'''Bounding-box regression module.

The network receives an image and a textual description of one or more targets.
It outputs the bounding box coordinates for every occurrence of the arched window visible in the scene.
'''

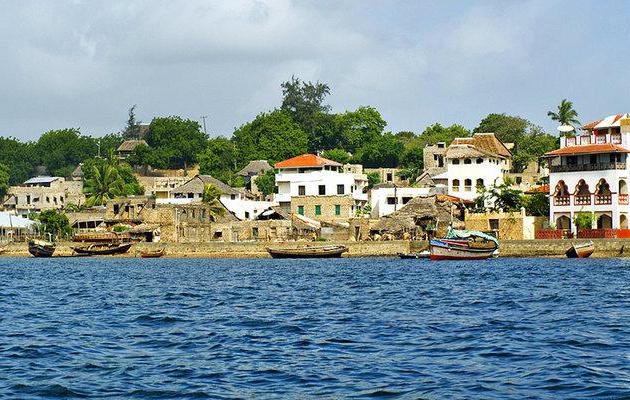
[476,178,484,189]
[464,158,472,164]
[452,179,460,191]
[453,159,460,165]
[595,179,612,205]
[464,179,472,192]
[574,180,591,205]
[476,158,483,164]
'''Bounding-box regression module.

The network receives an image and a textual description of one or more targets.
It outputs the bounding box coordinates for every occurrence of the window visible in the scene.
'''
[46,197,50,203]
[315,205,321,215]
[612,133,622,144]
[516,177,522,184]
[464,158,472,164]
[252,227,259,238]
[188,193,194,198]
[402,197,412,204]
[298,185,306,196]
[337,184,345,195]
[230,194,236,200]
[387,197,396,205]
[590,154,597,164]
[476,178,484,188]
[386,173,393,182]
[318,185,326,195]
[476,158,483,164]
[453,159,460,165]
[335,205,341,216]
[452,179,460,191]
[245,211,250,219]
[114,204,119,213]
[489,219,499,231]
[464,179,472,192]
[297,205,304,215]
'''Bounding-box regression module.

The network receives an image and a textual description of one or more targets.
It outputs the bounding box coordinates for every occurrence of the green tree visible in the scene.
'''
[355,132,404,168]
[123,105,141,139]
[337,106,387,152]
[202,184,226,221]
[232,110,308,164]
[574,212,594,230]
[0,138,38,184]
[399,144,425,182]
[417,123,469,145]
[523,192,550,217]
[0,163,9,197]
[36,128,97,177]
[281,76,331,138]
[321,148,350,164]
[198,137,239,184]
[474,114,528,146]
[475,183,523,212]
[144,116,208,169]
[37,210,72,239]
[367,172,381,189]
[82,154,143,197]
[254,169,276,197]
[83,162,125,207]
[547,99,581,130]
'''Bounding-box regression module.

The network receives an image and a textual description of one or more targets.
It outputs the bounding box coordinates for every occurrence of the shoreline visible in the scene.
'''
[4,238,630,259]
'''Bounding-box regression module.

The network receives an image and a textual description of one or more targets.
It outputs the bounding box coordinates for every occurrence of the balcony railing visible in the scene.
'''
[550,162,626,173]
[595,194,612,205]
[554,196,570,206]
[620,194,629,205]
[575,195,591,205]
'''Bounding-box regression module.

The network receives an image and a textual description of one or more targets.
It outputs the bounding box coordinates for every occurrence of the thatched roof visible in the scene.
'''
[117,139,147,152]
[445,144,497,159]
[372,195,464,233]
[238,160,272,176]
[451,132,511,158]
[171,175,239,196]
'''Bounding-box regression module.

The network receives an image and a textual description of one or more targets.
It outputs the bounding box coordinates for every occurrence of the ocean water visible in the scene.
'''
[0,257,629,399]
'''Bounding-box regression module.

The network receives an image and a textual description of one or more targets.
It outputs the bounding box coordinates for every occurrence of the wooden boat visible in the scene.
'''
[28,239,56,257]
[430,229,499,260]
[566,241,594,258]
[140,248,165,258]
[72,242,132,256]
[398,251,430,259]
[266,245,348,259]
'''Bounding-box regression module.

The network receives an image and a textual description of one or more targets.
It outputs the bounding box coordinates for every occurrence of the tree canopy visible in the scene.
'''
[142,116,208,169]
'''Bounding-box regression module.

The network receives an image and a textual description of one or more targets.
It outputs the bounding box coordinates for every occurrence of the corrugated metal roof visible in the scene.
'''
[23,176,62,185]
[0,212,36,229]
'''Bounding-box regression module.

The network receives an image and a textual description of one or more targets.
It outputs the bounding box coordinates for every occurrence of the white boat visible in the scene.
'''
[429,229,499,260]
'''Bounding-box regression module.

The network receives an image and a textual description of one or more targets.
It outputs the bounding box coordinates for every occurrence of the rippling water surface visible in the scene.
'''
[1,257,630,399]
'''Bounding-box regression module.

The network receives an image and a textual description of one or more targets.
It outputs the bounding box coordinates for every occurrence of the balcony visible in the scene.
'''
[575,195,591,206]
[594,194,612,205]
[554,196,570,206]
[620,194,629,205]
[550,162,626,173]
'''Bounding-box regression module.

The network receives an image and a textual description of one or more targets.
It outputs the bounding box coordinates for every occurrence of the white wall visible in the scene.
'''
[370,187,431,217]
[446,158,503,201]
[274,169,367,202]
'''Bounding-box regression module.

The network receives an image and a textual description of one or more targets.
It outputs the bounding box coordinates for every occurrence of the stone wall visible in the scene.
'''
[290,195,355,223]
[465,209,547,240]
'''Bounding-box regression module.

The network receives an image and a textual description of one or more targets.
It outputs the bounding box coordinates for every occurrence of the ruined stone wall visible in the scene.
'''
[290,195,355,223]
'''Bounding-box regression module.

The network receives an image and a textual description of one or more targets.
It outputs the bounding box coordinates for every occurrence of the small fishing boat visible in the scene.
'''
[72,242,132,256]
[398,250,430,259]
[565,241,594,258]
[28,239,56,257]
[266,245,348,259]
[140,248,165,258]
[430,229,499,260]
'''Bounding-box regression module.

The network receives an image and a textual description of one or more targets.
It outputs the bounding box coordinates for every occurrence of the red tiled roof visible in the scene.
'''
[581,119,603,130]
[544,143,630,157]
[436,194,474,204]
[274,154,342,168]
[525,184,549,194]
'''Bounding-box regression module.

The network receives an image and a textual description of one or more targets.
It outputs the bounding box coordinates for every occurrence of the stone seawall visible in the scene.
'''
[6,239,630,258]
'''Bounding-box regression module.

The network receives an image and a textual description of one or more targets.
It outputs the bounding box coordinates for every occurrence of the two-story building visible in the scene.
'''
[546,113,630,232]
[274,154,368,222]
[429,133,512,201]
[3,176,85,215]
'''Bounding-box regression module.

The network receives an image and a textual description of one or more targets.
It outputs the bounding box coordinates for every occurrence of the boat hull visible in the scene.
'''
[72,243,133,256]
[429,239,496,260]
[566,242,594,258]
[267,245,348,259]
[28,240,56,257]
[140,249,165,258]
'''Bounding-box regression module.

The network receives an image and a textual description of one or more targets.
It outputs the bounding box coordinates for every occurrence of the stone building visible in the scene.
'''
[237,160,273,197]
[363,167,407,186]
[465,209,547,240]
[136,176,190,199]
[3,176,84,215]
[290,195,356,223]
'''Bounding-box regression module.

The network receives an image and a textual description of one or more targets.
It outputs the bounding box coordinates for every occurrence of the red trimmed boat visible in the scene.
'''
[565,241,594,258]
[430,229,499,260]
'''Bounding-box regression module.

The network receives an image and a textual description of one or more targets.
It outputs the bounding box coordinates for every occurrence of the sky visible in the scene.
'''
[1,0,628,140]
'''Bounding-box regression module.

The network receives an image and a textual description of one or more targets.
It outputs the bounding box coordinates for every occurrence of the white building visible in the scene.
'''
[546,113,630,232]
[432,133,512,201]
[168,175,275,220]
[370,184,431,217]
[274,154,368,207]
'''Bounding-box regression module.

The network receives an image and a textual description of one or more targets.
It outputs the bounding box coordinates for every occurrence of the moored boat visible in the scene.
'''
[72,242,132,256]
[398,250,430,259]
[28,239,56,257]
[565,241,594,258]
[140,248,165,258]
[266,245,348,258]
[430,229,499,260]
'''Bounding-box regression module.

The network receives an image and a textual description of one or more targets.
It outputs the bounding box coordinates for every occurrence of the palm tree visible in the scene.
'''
[547,99,581,131]
[202,184,226,221]
[84,163,125,206]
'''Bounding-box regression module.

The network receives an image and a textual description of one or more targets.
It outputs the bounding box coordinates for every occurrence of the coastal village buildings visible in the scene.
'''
[237,160,273,198]
[117,139,147,160]
[546,113,630,233]
[370,184,431,218]
[273,154,368,223]
[3,176,84,215]
[170,174,275,221]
